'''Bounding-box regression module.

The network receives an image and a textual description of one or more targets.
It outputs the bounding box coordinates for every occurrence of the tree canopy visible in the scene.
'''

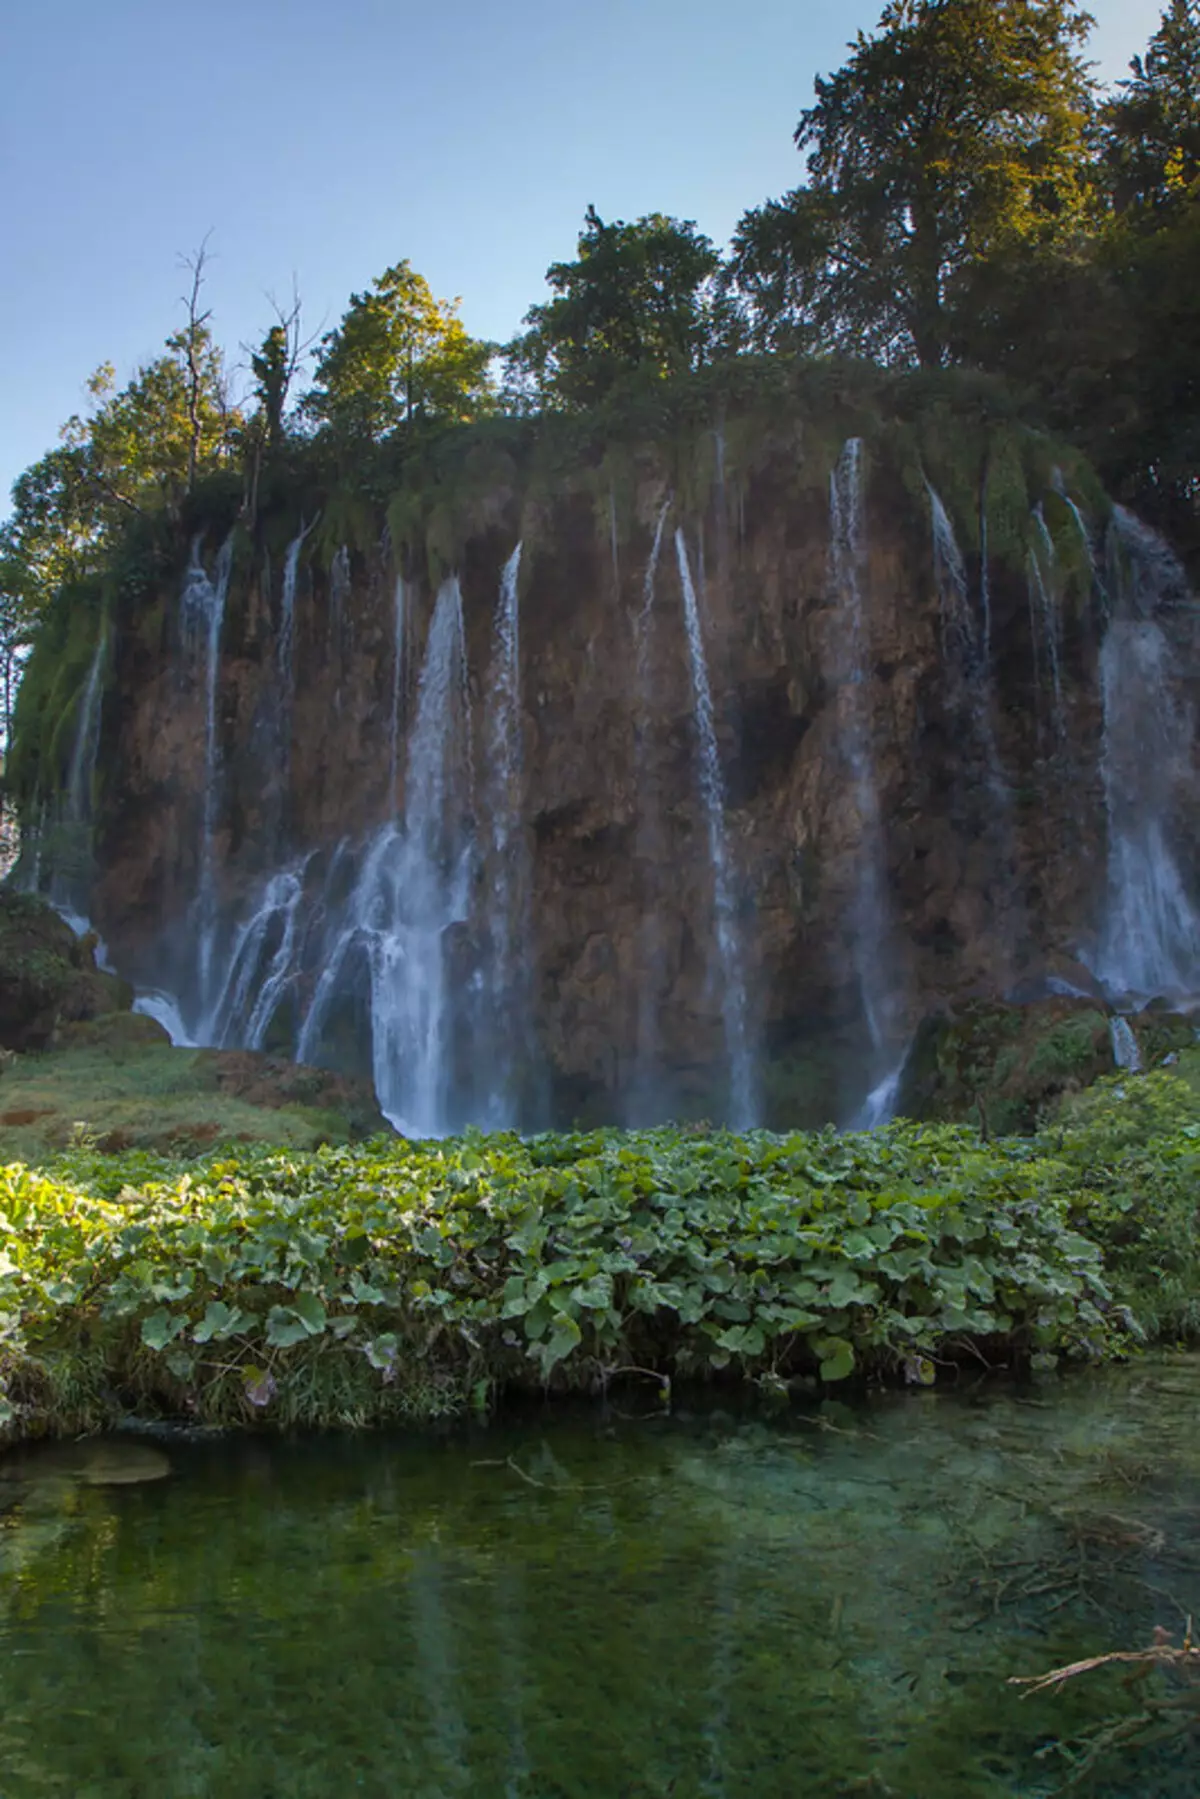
[304,262,493,442]
[729,0,1096,367]
[3,0,1199,688]
[506,207,723,408]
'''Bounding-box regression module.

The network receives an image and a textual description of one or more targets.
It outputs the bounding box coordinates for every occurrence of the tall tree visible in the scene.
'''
[728,0,1096,366]
[1103,0,1200,211]
[304,262,492,441]
[507,207,723,408]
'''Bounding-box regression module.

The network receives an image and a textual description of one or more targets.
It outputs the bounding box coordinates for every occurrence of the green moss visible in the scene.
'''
[0,1037,382,1162]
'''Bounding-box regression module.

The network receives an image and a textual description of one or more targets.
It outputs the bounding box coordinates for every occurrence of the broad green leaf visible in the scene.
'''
[815,1336,856,1383]
[141,1308,186,1351]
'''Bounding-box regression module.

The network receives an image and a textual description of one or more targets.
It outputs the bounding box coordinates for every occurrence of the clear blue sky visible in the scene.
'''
[0,0,1167,507]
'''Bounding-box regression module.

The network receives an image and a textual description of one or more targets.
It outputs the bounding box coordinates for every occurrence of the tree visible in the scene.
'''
[727,0,1096,367]
[1103,0,1200,211]
[304,261,492,441]
[506,206,723,408]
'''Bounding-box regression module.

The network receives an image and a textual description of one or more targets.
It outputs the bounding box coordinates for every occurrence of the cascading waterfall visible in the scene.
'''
[296,577,476,1135]
[277,525,309,764]
[387,575,408,807]
[1028,508,1066,745]
[180,534,234,1002]
[481,544,529,1123]
[674,528,756,1128]
[1087,508,1200,1000]
[195,862,311,1049]
[1091,616,1200,1000]
[1109,1015,1142,1072]
[829,441,906,1123]
[629,499,673,1121]
[65,632,106,827]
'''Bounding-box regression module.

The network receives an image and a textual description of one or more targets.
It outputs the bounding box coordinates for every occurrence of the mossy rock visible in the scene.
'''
[897,998,1115,1135]
[0,891,130,1051]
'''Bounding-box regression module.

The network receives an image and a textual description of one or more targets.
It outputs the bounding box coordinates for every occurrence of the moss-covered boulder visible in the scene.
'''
[0,891,130,1051]
[897,998,1118,1134]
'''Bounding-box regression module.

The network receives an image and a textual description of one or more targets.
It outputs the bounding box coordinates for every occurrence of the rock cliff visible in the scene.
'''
[14,370,1200,1130]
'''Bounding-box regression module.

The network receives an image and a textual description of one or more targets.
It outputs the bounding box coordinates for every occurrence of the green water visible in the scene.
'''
[1,1365,1199,1798]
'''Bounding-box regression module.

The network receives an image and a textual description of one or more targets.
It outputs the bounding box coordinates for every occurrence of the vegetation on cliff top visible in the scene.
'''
[2,3,1197,695]
[0,1066,1197,1442]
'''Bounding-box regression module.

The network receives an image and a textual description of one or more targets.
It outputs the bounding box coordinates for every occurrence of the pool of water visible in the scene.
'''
[1,1361,1199,1797]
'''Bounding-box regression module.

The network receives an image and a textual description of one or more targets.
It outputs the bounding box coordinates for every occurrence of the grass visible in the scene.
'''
[0,1026,381,1161]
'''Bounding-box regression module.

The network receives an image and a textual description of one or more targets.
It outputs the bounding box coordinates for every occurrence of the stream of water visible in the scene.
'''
[675,529,756,1129]
[179,535,234,1004]
[1,1362,1197,1797]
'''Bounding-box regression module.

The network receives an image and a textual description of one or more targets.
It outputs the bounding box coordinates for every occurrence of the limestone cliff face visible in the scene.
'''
[68,390,1200,1129]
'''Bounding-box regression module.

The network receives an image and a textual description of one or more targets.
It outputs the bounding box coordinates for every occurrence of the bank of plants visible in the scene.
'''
[5,1080,1183,1442]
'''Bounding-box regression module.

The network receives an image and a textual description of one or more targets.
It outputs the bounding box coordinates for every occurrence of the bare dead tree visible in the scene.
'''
[178,232,215,494]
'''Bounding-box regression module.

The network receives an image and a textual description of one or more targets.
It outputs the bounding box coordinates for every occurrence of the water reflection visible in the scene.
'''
[1,1366,1199,1795]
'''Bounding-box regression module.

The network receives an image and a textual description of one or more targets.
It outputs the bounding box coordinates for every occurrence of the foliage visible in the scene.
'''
[727,0,1095,368]
[1103,0,1200,212]
[506,206,725,410]
[303,261,493,444]
[0,1031,382,1163]
[1046,1070,1200,1339]
[0,1115,1127,1439]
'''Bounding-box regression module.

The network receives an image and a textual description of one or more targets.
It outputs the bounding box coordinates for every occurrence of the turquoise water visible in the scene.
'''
[1,1364,1199,1797]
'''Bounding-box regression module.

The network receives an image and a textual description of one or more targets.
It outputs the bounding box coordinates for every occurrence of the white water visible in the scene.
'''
[387,575,408,808]
[853,1056,907,1130]
[630,500,673,1120]
[278,528,306,711]
[829,439,900,1065]
[1091,617,1200,999]
[1087,508,1200,1000]
[486,547,524,988]
[65,633,106,826]
[133,990,197,1048]
[180,535,234,1002]
[193,862,311,1049]
[1029,508,1065,743]
[674,528,756,1128]
[482,545,528,1123]
[296,578,475,1135]
[1109,1015,1142,1072]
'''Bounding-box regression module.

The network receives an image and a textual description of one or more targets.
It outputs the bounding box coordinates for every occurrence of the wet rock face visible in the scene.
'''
[78,416,1199,1128]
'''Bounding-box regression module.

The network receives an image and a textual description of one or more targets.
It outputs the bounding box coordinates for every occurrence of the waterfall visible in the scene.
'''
[482,544,528,1123]
[278,528,305,713]
[674,528,756,1128]
[195,862,311,1049]
[277,525,310,762]
[629,500,673,1122]
[65,632,106,826]
[1028,510,1066,746]
[1091,618,1200,999]
[1087,507,1200,1000]
[829,440,902,1081]
[929,485,1008,809]
[1109,1015,1143,1072]
[296,577,475,1135]
[180,534,234,1001]
[387,575,408,808]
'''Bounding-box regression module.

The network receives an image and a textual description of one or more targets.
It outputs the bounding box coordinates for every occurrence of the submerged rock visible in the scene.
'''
[0,1438,170,1488]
